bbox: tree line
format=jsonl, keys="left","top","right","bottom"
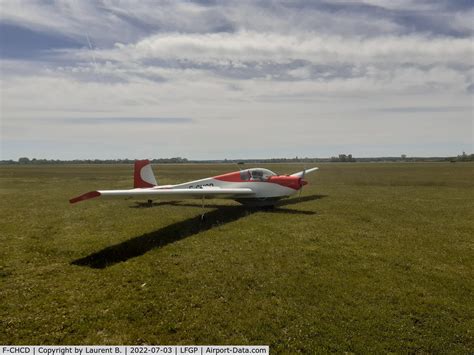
{"left": 1, "top": 153, "right": 473, "bottom": 165}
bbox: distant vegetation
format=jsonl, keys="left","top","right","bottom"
{"left": 454, "top": 151, "right": 474, "bottom": 162}
{"left": 2, "top": 152, "right": 473, "bottom": 165}
{"left": 7, "top": 157, "right": 190, "bottom": 165}
{"left": 330, "top": 154, "right": 356, "bottom": 162}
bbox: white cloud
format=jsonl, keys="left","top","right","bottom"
{"left": 102, "top": 31, "right": 471, "bottom": 67}
{"left": 1, "top": 1, "right": 473, "bottom": 159}
{"left": 348, "top": 0, "right": 438, "bottom": 11}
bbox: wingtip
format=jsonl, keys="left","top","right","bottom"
{"left": 69, "top": 191, "right": 101, "bottom": 204}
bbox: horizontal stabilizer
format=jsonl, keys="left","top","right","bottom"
{"left": 69, "top": 191, "right": 101, "bottom": 204}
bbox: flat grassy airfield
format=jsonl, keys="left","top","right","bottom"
{"left": 1, "top": 163, "right": 473, "bottom": 352}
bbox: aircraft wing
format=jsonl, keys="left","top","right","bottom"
{"left": 70, "top": 187, "right": 255, "bottom": 204}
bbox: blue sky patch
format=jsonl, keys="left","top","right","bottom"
{"left": 0, "top": 23, "right": 83, "bottom": 59}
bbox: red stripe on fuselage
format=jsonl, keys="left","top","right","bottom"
{"left": 214, "top": 171, "right": 303, "bottom": 190}
{"left": 214, "top": 171, "right": 246, "bottom": 182}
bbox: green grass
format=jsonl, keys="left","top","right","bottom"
{"left": 1, "top": 163, "right": 473, "bottom": 352}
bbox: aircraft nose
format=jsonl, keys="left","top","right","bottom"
{"left": 299, "top": 178, "right": 308, "bottom": 189}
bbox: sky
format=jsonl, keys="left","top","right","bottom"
{"left": 0, "top": 0, "right": 473, "bottom": 160}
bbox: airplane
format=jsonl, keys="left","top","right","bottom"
{"left": 70, "top": 160, "right": 319, "bottom": 213}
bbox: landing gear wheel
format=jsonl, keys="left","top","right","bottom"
{"left": 200, "top": 196, "right": 206, "bottom": 221}
{"left": 147, "top": 199, "right": 153, "bottom": 207}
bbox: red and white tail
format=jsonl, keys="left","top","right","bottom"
{"left": 134, "top": 159, "right": 158, "bottom": 188}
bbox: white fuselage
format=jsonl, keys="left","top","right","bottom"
{"left": 161, "top": 177, "right": 297, "bottom": 199}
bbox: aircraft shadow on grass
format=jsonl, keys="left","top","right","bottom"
{"left": 71, "top": 194, "right": 327, "bottom": 269}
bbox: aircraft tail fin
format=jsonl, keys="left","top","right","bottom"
{"left": 134, "top": 159, "right": 158, "bottom": 188}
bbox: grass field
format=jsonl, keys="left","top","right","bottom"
{"left": 1, "top": 162, "right": 473, "bottom": 352}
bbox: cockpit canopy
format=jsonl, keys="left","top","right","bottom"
{"left": 240, "top": 168, "right": 277, "bottom": 181}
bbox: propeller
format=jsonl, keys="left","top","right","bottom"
{"left": 298, "top": 167, "right": 306, "bottom": 199}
